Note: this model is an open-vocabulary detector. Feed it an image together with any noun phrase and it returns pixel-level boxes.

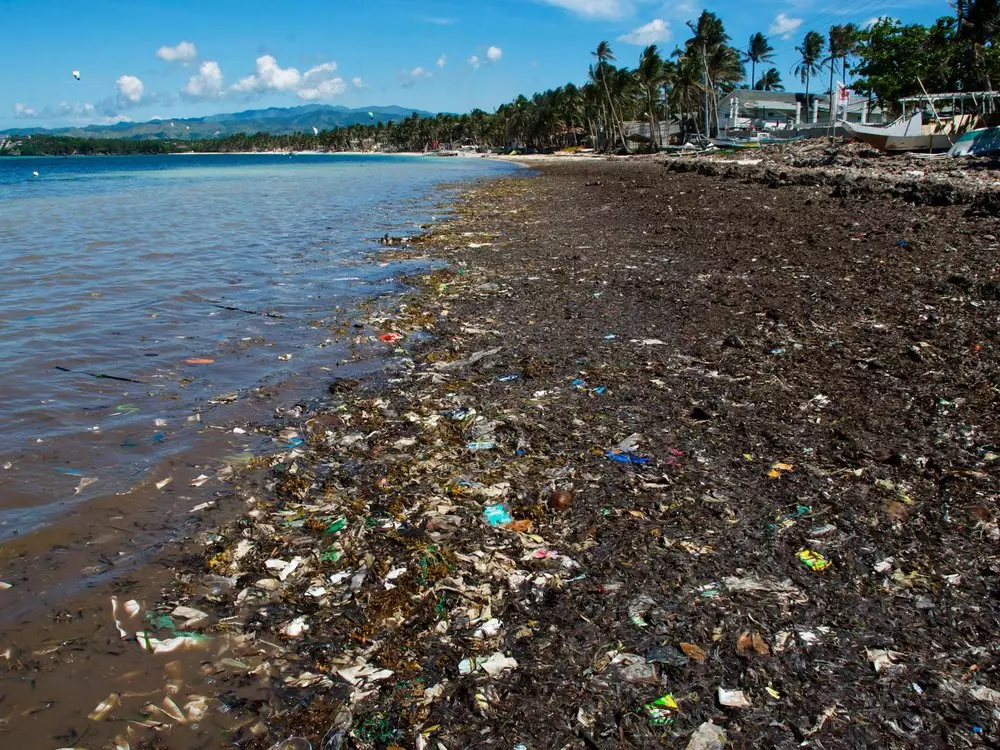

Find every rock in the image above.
[723,333,745,349]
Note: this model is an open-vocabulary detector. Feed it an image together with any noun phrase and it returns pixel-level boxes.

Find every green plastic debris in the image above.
[797,549,831,571]
[146,613,175,630]
[324,517,348,534]
[644,693,678,726]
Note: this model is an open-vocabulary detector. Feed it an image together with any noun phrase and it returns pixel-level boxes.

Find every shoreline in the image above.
[5,159,1000,748]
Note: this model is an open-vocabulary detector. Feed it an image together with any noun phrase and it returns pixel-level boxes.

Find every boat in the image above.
[842,112,972,152]
[843,91,1000,152]
[948,126,1000,157]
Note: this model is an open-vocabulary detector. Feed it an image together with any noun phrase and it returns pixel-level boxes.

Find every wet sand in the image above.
[4,159,1000,749]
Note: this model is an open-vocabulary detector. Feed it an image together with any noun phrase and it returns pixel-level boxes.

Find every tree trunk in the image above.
[751,60,756,91]
[829,60,836,126]
[647,87,658,149]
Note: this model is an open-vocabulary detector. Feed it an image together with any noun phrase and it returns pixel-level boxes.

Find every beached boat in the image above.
[844,91,1000,152]
[948,126,1000,156]
[842,112,972,152]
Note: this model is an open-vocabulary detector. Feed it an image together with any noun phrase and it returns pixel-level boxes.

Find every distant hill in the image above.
[0,104,435,140]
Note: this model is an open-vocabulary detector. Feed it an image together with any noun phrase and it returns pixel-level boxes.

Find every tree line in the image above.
[4,2,998,156]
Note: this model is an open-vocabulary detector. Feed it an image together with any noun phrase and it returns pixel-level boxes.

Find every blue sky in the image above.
[0,0,951,129]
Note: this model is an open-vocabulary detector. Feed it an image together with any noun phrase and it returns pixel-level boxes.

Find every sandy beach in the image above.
[4,157,1000,749]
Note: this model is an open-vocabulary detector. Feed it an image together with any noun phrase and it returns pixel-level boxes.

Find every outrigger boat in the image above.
[843,91,1000,152]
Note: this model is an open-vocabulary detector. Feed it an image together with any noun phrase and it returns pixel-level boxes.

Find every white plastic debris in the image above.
[867,648,906,674]
[686,721,728,750]
[283,616,309,637]
[473,618,503,639]
[171,605,209,627]
[458,652,518,676]
[136,632,211,654]
[717,688,751,708]
[88,692,121,721]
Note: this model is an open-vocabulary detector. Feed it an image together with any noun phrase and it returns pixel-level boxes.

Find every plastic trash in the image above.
[797,549,831,571]
[185,358,215,365]
[605,449,651,465]
[717,687,751,708]
[643,693,678,725]
[377,332,403,344]
[483,504,513,526]
[686,721,727,750]
[269,739,312,750]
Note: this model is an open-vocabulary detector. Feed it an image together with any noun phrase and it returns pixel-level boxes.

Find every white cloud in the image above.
[437,54,447,68]
[303,62,337,83]
[116,75,144,103]
[183,61,224,98]
[296,61,346,100]
[536,0,630,19]
[401,66,433,87]
[426,16,454,25]
[618,18,671,45]
[298,77,347,100]
[486,46,503,63]
[468,55,481,69]
[352,76,365,89]
[232,55,301,93]
[156,41,197,63]
[769,12,803,40]
[13,103,37,118]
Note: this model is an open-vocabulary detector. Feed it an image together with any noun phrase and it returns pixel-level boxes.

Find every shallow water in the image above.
[0,153,518,540]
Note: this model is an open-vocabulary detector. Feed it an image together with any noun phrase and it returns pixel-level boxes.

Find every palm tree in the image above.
[793,31,825,123]
[957,0,1000,89]
[669,50,706,136]
[636,45,666,148]
[685,12,728,136]
[825,25,858,124]
[755,68,784,91]
[592,41,629,151]
[743,33,774,90]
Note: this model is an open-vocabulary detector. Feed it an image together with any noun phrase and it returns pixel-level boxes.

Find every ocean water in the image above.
[0,153,519,538]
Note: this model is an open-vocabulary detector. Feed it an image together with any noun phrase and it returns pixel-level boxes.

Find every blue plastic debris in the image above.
[56,468,83,476]
[605,449,652,465]
[468,441,495,451]
[897,239,910,248]
[483,504,513,526]
[497,374,520,382]
[152,432,166,443]
[285,437,305,449]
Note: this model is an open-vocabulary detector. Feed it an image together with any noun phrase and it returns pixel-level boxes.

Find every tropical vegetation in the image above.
[3,0,1000,156]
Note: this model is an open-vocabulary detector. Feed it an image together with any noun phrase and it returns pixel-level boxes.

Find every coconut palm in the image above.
[755,68,784,91]
[592,41,629,151]
[636,45,666,148]
[957,0,1000,89]
[743,33,775,90]
[669,50,706,136]
[825,24,859,123]
[685,11,738,135]
[793,30,825,121]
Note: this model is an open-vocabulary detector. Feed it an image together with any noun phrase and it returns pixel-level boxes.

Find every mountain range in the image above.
[0,104,436,140]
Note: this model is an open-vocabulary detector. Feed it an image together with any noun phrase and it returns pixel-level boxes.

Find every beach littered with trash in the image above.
[4,157,1000,749]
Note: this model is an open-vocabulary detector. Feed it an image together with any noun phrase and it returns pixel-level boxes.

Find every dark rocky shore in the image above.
[8,158,1000,749]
